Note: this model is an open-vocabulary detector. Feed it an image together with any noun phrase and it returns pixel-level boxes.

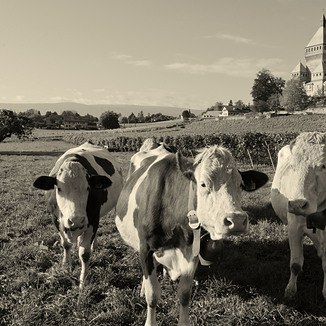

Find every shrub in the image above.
[63,132,298,166]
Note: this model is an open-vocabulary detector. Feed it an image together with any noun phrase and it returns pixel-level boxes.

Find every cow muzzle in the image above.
[288,199,311,216]
[223,212,248,234]
[63,216,87,232]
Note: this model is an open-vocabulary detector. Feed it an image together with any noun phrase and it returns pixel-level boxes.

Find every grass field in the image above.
[1,138,326,325]
[68,114,326,141]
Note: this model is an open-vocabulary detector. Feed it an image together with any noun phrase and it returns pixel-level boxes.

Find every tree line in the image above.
[100,111,177,129]
[207,68,323,114]
[1,67,324,142]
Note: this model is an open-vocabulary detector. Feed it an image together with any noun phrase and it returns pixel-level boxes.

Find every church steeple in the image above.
[306,14,326,47]
[291,13,326,96]
[321,13,325,27]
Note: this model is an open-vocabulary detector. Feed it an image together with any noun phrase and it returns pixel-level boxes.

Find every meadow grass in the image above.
[1,139,326,325]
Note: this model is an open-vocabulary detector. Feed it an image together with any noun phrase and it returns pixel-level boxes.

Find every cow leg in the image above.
[306,230,326,299]
[177,259,198,326]
[78,227,94,289]
[91,234,98,250]
[59,233,72,272]
[78,243,91,289]
[140,247,161,326]
[285,215,305,299]
[140,262,161,298]
[142,273,161,326]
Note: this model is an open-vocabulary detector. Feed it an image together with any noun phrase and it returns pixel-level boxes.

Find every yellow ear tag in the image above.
[187,210,200,229]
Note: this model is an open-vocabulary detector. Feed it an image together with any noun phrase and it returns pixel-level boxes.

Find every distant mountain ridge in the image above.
[0,102,204,118]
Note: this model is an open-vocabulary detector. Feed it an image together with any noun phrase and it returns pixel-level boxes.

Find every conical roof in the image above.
[306,14,326,47]
[291,62,307,73]
[312,62,326,73]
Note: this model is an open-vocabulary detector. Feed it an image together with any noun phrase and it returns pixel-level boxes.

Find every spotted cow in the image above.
[33,142,123,288]
[116,144,268,325]
[271,132,326,299]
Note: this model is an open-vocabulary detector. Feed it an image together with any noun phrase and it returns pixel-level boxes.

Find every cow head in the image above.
[279,132,326,216]
[33,161,112,241]
[177,146,268,240]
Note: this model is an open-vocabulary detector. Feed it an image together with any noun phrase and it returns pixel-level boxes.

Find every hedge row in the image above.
[63,132,299,166]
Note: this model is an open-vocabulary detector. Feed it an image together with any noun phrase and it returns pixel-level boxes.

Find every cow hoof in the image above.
[284,288,296,300]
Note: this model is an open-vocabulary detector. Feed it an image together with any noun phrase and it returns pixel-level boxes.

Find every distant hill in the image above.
[0,102,204,118]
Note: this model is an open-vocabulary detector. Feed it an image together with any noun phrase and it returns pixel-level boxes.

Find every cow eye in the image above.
[201,183,206,188]
[57,187,62,192]
[322,164,326,170]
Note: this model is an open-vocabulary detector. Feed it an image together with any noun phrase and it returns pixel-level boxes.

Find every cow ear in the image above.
[33,176,56,190]
[176,152,196,183]
[88,176,112,189]
[239,170,268,192]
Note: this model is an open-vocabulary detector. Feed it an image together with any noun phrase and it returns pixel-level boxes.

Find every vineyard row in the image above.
[63,132,299,167]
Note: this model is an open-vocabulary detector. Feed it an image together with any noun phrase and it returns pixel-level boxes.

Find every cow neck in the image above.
[187,181,201,257]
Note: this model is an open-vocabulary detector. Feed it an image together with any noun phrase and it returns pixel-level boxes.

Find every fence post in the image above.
[247,149,254,169]
[264,141,275,172]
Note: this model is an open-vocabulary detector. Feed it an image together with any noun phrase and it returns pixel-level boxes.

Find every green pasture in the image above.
[1,125,326,325]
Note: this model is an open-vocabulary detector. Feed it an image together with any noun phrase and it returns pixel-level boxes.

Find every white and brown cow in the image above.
[33,142,123,288]
[116,143,268,325]
[271,132,326,299]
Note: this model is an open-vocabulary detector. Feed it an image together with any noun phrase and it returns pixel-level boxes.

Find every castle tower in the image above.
[303,14,326,95]
[291,61,308,82]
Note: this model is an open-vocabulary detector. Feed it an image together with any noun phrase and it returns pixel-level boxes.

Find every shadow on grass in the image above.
[244,202,281,225]
[0,151,65,156]
[196,238,326,317]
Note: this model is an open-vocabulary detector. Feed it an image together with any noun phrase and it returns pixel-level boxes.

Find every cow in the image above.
[116,143,268,325]
[33,142,123,288]
[127,138,178,179]
[271,131,326,300]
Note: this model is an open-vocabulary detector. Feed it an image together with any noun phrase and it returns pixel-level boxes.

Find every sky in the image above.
[0,0,325,111]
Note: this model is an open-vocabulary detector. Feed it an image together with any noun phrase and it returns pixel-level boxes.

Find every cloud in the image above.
[204,33,256,45]
[92,88,105,93]
[112,54,133,60]
[50,96,70,102]
[126,60,152,67]
[164,57,284,78]
[15,95,25,101]
[112,53,152,67]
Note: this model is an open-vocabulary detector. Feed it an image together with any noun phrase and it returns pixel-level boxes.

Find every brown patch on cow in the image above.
[81,251,90,263]
[135,155,193,251]
[176,152,195,183]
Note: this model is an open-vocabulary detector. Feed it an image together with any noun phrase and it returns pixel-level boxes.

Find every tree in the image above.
[251,68,285,112]
[128,112,137,124]
[100,111,120,129]
[181,110,191,120]
[119,116,128,124]
[137,110,145,123]
[0,110,34,142]
[267,94,281,113]
[280,79,309,112]
[234,100,246,110]
[251,100,269,113]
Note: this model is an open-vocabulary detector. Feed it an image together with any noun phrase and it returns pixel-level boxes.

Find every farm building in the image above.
[201,105,246,120]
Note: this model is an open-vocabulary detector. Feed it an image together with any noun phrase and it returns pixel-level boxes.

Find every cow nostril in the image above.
[302,202,308,209]
[224,218,233,227]
[67,218,74,226]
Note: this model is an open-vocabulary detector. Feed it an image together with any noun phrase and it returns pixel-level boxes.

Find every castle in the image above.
[291,14,326,96]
